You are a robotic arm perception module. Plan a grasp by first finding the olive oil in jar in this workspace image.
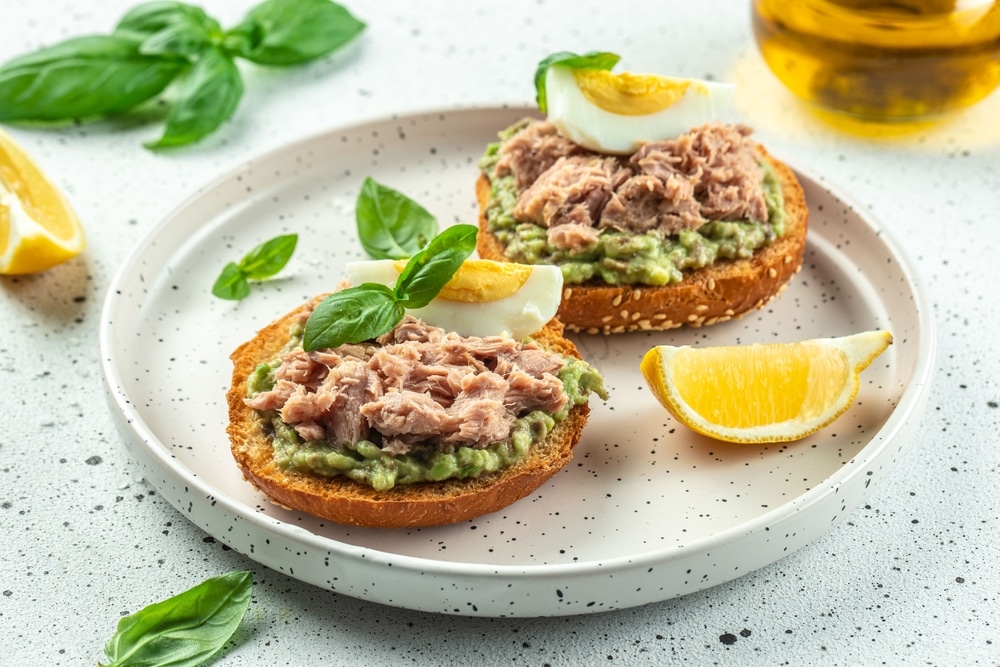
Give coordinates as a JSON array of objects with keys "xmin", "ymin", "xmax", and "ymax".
[{"xmin": 752, "ymin": 0, "xmax": 1000, "ymax": 120}]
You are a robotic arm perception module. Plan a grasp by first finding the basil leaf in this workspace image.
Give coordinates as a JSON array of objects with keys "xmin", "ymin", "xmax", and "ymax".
[
  {"xmin": 238, "ymin": 233, "xmax": 298, "ymax": 279},
  {"xmin": 225, "ymin": 0, "xmax": 365, "ymax": 66},
  {"xmin": 534, "ymin": 50, "xmax": 620, "ymax": 113},
  {"xmin": 302, "ymin": 225, "xmax": 475, "ymax": 349},
  {"xmin": 211, "ymin": 262, "xmax": 250, "ymax": 300},
  {"xmin": 115, "ymin": 1, "xmax": 219, "ymax": 38},
  {"xmin": 0, "ymin": 35, "xmax": 186, "ymax": 122},
  {"xmin": 137, "ymin": 22, "xmax": 213, "ymax": 58},
  {"xmin": 115, "ymin": 2, "xmax": 222, "ymax": 58},
  {"xmin": 100, "ymin": 570, "xmax": 252, "ymax": 667},
  {"xmin": 395, "ymin": 224, "xmax": 477, "ymax": 308},
  {"xmin": 303, "ymin": 285, "xmax": 403, "ymax": 351},
  {"xmin": 355, "ymin": 177, "xmax": 438, "ymax": 260},
  {"xmin": 147, "ymin": 46, "xmax": 243, "ymax": 148},
  {"xmin": 212, "ymin": 233, "xmax": 297, "ymax": 300}
]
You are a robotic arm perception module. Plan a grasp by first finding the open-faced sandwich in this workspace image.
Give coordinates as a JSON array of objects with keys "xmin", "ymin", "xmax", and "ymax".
[
  {"xmin": 226, "ymin": 223, "xmax": 607, "ymax": 528},
  {"xmin": 477, "ymin": 51, "xmax": 808, "ymax": 334}
]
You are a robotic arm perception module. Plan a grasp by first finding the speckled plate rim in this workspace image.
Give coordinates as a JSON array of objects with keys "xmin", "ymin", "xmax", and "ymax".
[{"xmin": 98, "ymin": 106, "xmax": 936, "ymax": 615}]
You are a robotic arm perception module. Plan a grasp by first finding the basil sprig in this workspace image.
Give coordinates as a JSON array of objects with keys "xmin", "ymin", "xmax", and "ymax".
[
  {"xmin": 534, "ymin": 50, "xmax": 621, "ymax": 113},
  {"xmin": 303, "ymin": 224, "xmax": 477, "ymax": 351},
  {"xmin": 100, "ymin": 570, "xmax": 252, "ymax": 667},
  {"xmin": 0, "ymin": 0, "xmax": 365, "ymax": 148},
  {"xmin": 213, "ymin": 233, "xmax": 298, "ymax": 300},
  {"xmin": 355, "ymin": 177, "xmax": 438, "ymax": 260}
]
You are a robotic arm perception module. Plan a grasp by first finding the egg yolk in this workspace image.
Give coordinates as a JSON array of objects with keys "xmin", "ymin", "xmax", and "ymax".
[
  {"xmin": 392, "ymin": 258, "xmax": 533, "ymax": 302},
  {"xmin": 573, "ymin": 70, "xmax": 707, "ymax": 116}
]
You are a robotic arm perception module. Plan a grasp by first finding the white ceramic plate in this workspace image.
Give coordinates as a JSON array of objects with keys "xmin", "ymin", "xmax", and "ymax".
[{"xmin": 100, "ymin": 107, "xmax": 935, "ymax": 617}]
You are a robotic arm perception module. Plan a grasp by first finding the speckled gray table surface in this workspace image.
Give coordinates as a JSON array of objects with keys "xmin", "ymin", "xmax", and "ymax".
[{"xmin": 2, "ymin": 1, "xmax": 998, "ymax": 665}]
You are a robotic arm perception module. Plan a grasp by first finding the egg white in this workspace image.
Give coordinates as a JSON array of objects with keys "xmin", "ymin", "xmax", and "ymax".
[
  {"xmin": 344, "ymin": 260, "xmax": 564, "ymax": 339},
  {"xmin": 545, "ymin": 66, "xmax": 736, "ymax": 155}
]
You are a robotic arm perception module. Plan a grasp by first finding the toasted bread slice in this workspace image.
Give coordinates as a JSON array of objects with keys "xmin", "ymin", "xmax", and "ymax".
[
  {"xmin": 226, "ymin": 303, "xmax": 591, "ymax": 528},
  {"xmin": 476, "ymin": 147, "xmax": 808, "ymax": 334}
]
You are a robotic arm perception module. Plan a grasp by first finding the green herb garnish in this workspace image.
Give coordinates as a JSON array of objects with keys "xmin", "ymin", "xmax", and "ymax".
[
  {"xmin": 303, "ymin": 224, "xmax": 477, "ymax": 350},
  {"xmin": 533, "ymin": 50, "xmax": 620, "ymax": 113},
  {"xmin": 99, "ymin": 570, "xmax": 252, "ymax": 667},
  {"xmin": 212, "ymin": 233, "xmax": 298, "ymax": 300},
  {"xmin": 147, "ymin": 45, "xmax": 243, "ymax": 149},
  {"xmin": 0, "ymin": 0, "xmax": 365, "ymax": 148},
  {"xmin": 355, "ymin": 177, "xmax": 438, "ymax": 260}
]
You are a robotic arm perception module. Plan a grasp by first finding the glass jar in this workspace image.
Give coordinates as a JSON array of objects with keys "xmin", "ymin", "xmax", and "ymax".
[{"xmin": 751, "ymin": 0, "xmax": 1000, "ymax": 121}]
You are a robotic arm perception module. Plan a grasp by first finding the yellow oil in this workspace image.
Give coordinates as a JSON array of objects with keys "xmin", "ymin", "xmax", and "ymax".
[{"xmin": 752, "ymin": 0, "xmax": 1000, "ymax": 121}]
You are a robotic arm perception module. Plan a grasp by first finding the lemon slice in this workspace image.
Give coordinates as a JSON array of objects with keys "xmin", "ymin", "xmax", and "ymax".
[
  {"xmin": 0, "ymin": 129, "xmax": 85, "ymax": 275},
  {"xmin": 640, "ymin": 331, "xmax": 893, "ymax": 443}
]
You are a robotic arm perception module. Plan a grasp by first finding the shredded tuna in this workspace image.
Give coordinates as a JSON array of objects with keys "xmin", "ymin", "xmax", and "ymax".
[
  {"xmin": 494, "ymin": 120, "xmax": 588, "ymax": 189},
  {"xmin": 501, "ymin": 120, "xmax": 770, "ymax": 249},
  {"xmin": 319, "ymin": 359, "xmax": 372, "ymax": 445},
  {"xmin": 601, "ymin": 173, "xmax": 702, "ymax": 235},
  {"xmin": 245, "ymin": 379, "xmax": 298, "ymax": 412},
  {"xmin": 546, "ymin": 223, "xmax": 602, "ymax": 252},
  {"xmin": 377, "ymin": 318, "xmax": 444, "ymax": 345},
  {"xmin": 502, "ymin": 347, "xmax": 564, "ymax": 377},
  {"xmin": 632, "ymin": 122, "xmax": 767, "ymax": 224},
  {"xmin": 504, "ymin": 369, "xmax": 565, "ymax": 414},
  {"xmin": 274, "ymin": 351, "xmax": 329, "ymax": 387},
  {"xmin": 248, "ymin": 315, "xmax": 569, "ymax": 454},
  {"xmin": 361, "ymin": 390, "xmax": 453, "ymax": 437},
  {"xmin": 280, "ymin": 383, "xmax": 337, "ymax": 425},
  {"xmin": 443, "ymin": 373, "xmax": 513, "ymax": 445},
  {"xmin": 513, "ymin": 155, "xmax": 631, "ymax": 230}
]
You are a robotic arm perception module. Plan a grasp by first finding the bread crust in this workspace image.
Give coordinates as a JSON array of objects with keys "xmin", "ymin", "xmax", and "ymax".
[
  {"xmin": 476, "ymin": 147, "xmax": 808, "ymax": 334},
  {"xmin": 226, "ymin": 303, "xmax": 591, "ymax": 528}
]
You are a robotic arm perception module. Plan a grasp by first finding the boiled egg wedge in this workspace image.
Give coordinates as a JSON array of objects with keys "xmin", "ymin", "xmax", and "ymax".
[
  {"xmin": 345, "ymin": 258, "xmax": 563, "ymax": 339},
  {"xmin": 545, "ymin": 65, "xmax": 735, "ymax": 155}
]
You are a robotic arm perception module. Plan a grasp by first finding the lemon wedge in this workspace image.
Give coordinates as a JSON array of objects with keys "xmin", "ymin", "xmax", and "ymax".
[
  {"xmin": 640, "ymin": 331, "xmax": 893, "ymax": 443},
  {"xmin": 0, "ymin": 129, "xmax": 85, "ymax": 275}
]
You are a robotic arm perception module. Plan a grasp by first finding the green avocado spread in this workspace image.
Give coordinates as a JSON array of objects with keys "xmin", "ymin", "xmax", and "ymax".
[
  {"xmin": 246, "ymin": 327, "xmax": 607, "ymax": 492},
  {"xmin": 479, "ymin": 121, "xmax": 786, "ymax": 286}
]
